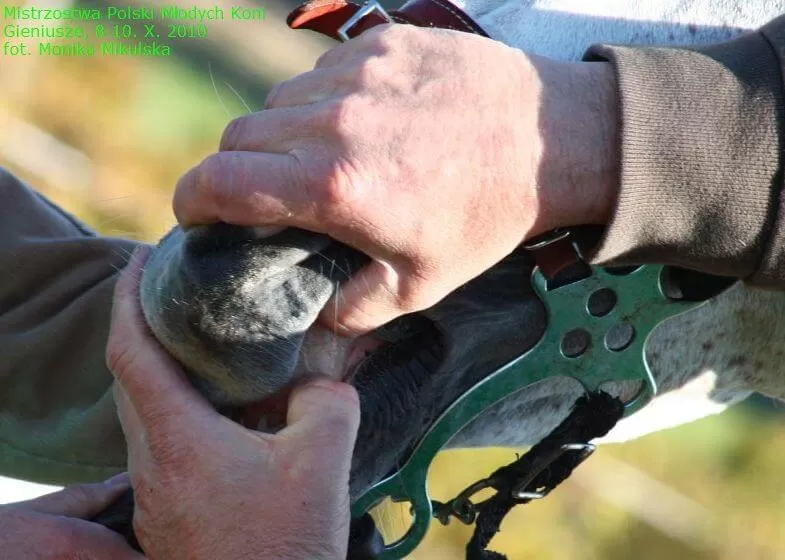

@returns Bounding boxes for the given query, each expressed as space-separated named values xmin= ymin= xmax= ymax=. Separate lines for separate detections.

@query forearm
xmin=0 ymin=167 xmax=141 ymax=484
xmin=582 ymin=16 xmax=785 ymax=288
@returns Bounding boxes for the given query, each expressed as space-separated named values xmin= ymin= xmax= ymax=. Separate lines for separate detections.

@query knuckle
xmin=352 ymin=58 xmax=385 ymax=88
xmin=263 ymin=80 xmax=283 ymax=109
xmin=314 ymin=48 xmax=334 ymax=69
xmin=196 ymin=152 xmax=236 ymax=210
xmin=313 ymin=158 xmax=362 ymax=215
xmin=396 ymin=271 xmax=441 ymax=312
xmin=368 ymin=23 xmax=415 ymax=54
xmin=315 ymin=41 xmax=352 ymax=69
xmin=105 ymin=339 xmax=137 ymax=383
xmin=305 ymin=103 xmax=366 ymax=208
xmin=361 ymin=23 xmax=399 ymax=50
xmin=198 ymin=151 xmax=229 ymax=187
xmin=319 ymin=95 xmax=359 ymax=135
xmin=60 ymin=483 xmax=96 ymax=507
xmin=219 ymin=116 xmax=245 ymax=151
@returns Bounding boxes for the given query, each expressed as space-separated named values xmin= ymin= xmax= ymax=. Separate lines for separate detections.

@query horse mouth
xmin=229 ymin=334 xmax=398 ymax=430
xmin=342 ymin=334 xmax=386 ymax=383
xmin=235 ymin=321 xmax=444 ymax=442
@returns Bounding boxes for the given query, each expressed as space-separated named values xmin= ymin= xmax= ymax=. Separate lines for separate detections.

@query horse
xmin=139 ymin=0 xmax=785 ymax=505
xmin=2 ymin=0 xmax=783 ymax=556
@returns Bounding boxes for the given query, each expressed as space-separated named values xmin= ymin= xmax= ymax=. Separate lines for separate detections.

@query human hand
xmin=173 ymin=25 xmax=619 ymax=335
xmin=106 ymin=248 xmax=361 ymax=560
xmin=0 ymin=476 xmax=146 ymax=559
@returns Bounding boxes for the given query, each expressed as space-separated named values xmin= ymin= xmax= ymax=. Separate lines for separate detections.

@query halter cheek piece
xmin=91 ymin=2 xmax=727 ymax=557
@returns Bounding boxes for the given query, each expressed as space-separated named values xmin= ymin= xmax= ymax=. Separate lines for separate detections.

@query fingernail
xmin=103 ymin=472 xmax=130 ymax=488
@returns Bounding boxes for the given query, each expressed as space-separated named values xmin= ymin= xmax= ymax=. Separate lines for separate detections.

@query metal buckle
xmin=522 ymin=228 xmax=571 ymax=250
xmin=512 ymin=443 xmax=596 ymax=500
xmin=337 ymin=0 xmax=395 ymax=42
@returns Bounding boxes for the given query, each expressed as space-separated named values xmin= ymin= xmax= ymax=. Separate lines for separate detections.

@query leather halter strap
xmin=287 ymin=0 xmax=489 ymax=41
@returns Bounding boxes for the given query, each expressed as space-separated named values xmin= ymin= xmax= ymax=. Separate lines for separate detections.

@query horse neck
xmin=646 ymin=284 xmax=785 ymax=402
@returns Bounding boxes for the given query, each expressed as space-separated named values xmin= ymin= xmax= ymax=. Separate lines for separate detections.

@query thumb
xmin=283 ymin=378 xmax=361 ymax=461
xmin=22 ymin=474 xmax=130 ymax=519
xmin=318 ymin=259 xmax=440 ymax=336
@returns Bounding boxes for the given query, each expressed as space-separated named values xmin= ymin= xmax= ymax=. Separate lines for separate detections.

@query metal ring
xmin=337 ymin=0 xmax=395 ymax=42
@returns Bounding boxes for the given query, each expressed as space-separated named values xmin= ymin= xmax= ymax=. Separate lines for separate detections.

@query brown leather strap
xmin=287 ymin=0 xmax=489 ymax=41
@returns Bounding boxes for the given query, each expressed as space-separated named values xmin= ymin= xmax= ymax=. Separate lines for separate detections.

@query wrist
xmin=526 ymin=55 xmax=620 ymax=236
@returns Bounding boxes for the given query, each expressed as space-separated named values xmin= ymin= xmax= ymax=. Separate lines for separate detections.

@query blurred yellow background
xmin=1 ymin=1 xmax=784 ymax=558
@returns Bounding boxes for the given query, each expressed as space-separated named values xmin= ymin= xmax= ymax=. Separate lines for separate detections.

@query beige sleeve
xmin=584 ymin=16 xmax=785 ymax=289
xmin=0 ymin=167 xmax=143 ymax=484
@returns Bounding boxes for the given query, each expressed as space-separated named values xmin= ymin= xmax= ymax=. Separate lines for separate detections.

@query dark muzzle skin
xmin=140 ymin=224 xmax=366 ymax=405
xmin=139 ymin=223 xmax=547 ymax=497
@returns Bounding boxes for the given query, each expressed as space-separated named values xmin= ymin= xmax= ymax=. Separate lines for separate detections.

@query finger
xmin=318 ymin=259 xmax=437 ymax=336
xmin=219 ymin=105 xmax=322 ymax=152
xmin=23 ymin=475 xmax=130 ymax=518
xmin=63 ymin=518 xmax=148 ymax=559
xmin=263 ymin=68 xmax=347 ymax=110
xmin=281 ymin=378 xmax=360 ymax=463
xmin=107 ymin=247 xmax=216 ymax=429
xmin=172 ymin=150 xmax=328 ymax=229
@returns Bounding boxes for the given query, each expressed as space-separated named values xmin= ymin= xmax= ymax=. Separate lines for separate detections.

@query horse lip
xmin=342 ymin=334 xmax=385 ymax=383
xmin=235 ymin=390 xmax=290 ymax=432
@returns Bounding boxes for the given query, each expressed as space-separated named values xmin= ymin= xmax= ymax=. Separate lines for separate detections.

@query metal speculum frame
xmin=350 ymin=244 xmax=713 ymax=559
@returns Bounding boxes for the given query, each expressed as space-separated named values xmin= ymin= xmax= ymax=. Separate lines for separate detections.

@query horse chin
xmin=230 ymin=332 xmax=386 ymax=432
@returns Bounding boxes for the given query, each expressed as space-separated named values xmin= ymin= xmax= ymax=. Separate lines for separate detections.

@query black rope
xmin=465 ymin=391 xmax=625 ymax=560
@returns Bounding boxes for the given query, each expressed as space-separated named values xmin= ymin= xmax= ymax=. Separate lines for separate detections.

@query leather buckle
xmin=337 ymin=0 xmax=394 ymax=41
xmin=523 ymin=228 xmax=587 ymax=282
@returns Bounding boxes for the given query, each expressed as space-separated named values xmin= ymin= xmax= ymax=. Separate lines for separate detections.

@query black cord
xmin=466 ymin=391 xmax=624 ymax=560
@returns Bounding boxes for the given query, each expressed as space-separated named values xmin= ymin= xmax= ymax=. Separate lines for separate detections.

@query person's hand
xmin=172 ymin=24 xmax=620 ymax=335
xmin=106 ymin=248 xmax=361 ymax=560
xmin=0 ymin=476 xmax=146 ymax=559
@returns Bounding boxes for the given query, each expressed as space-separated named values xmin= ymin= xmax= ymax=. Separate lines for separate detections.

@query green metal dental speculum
xmin=350 ymin=232 xmax=714 ymax=559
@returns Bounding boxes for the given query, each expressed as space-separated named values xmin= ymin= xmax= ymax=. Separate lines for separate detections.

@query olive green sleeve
xmin=584 ymin=16 xmax=785 ymax=289
xmin=0 ymin=167 xmax=143 ymax=484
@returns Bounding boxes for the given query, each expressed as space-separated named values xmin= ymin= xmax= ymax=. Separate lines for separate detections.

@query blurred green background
xmin=1 ymin=0 xmax=784 ymax=558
